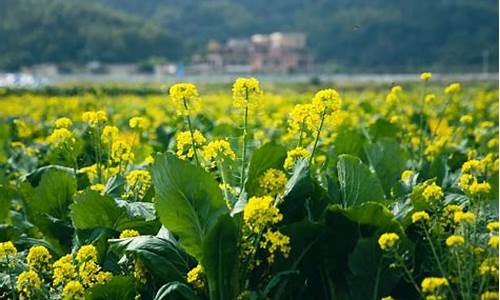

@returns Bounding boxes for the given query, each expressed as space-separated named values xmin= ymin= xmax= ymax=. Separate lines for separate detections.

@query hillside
xmin=0 ymin=0 xmax=498 ymax=72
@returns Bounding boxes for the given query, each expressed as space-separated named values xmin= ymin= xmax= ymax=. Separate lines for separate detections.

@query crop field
xmin=0 ymin=77 xmax=498 ymax=300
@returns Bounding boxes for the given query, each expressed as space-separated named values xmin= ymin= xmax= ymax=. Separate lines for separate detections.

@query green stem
xmin=239 ymin=103 xmax=249 ymax=193
xmin=423 ymin=226 xmax=457 ymax=300
xmin=431 ymin=95 xmax=453 ymax=138
xmin=309 ymin=108 xmax=327 ymax=165
xmin=394 ymin=251 xmax=423 ymax=299
xmin=297 ymin=119 xmax=306 ymax=148
xmin=417 ymin=82 xmax=427 ymax=168
xmin=183 ymin=98 xmax=200 ymax=166
xmin=218 ymin=160 xmax=232 ymax=209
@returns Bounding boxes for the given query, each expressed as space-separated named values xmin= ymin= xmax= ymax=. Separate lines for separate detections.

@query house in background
xmin=190 ymin=32 xmax=313 ymax=74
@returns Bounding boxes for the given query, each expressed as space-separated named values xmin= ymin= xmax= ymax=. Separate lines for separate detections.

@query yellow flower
xmin=445 ymin=235 xmax=465 ymax=247
xmin=378 ymin=232 xmax=399 ymax=251
xmin=422 ymin=183 xmax=444 ymax=202
xmin=55 ymin=117 xmax=73 ymax=129
xmin=311 ymin=88 xmax=342 ymax=114
xmin=288 ymin=103 xmax=314 ymax=135
xmin=391 ymin=85 xmax=402 ymax=94
xmin=260 ymin=229 xmax=291 ymax=264
xmin=481 ymin=291 xmax=499 ymax=300
xmin=79 ymin=260 xmax=111 ymax=288
xmin=169 ymin=83 xmax=201 ymax=116
xmin=48 ymin=128 xmax=75 ymax=146
xmin=401 ymin=170 xmax=414 ymax=181
xmin=80 ymin=164 xmax=98 ymax=181
xmin=420 ymin=72 xmax=432 ymax=81
xmin=469 ymin=181 xmax=491 ymax=195
xmin=385 ymin=92 xmax=398 ymax=105
xmin=144 ymin=155 xmax=155 ymax=165
xmin=119 ymin=229 xmax=140 ymax=239
xmin=458 ymin=174 xmax=476 ymax=192
xmin=479 ymin=258 xmax=498 ymax=277
xmin=381 ymin=297 xmax=394 ymax=300
xmin=76 ymin=245 xmax=98 ymax=263
xmin=461 ymin=159 xmax=482 ymax=174
xmin=90 ymin=184 xmax=105 ymax=193
xmin=16 ymin=270 xmax=42 ymax=298
xmin=411 ymin=211 xmax=430 ymax=223
xmin=101 ymin=125 xmax=119 ymax=143
xmin=258 ymin=168 xmax=287 ymax=196
xmin=27 ymin=245 xmax=52 ymax=272
xmin=52 ymin=255 xmax=76 ymax=287
xmin=176 ymin=130 xmax=206 ymax=160
xmin=488 ymin=235 xmax=498 ymax=248
xmin=421 ymin=277 xmax=448 ymax=293
xmin=129 ymin=116 xmax=150 ymax=130
xmin=424 ymin=93 xmax=437 ymax=105
xmin=232 ymin=77 xmax=262 ymax=109
xmin=111 ymin=139 xmax=134 ymax=164
xmin=444 ymin=83 xmax=461 ymax=95
xmin=186 ymin=264 xmax=204 ymax=289
xmin=243 ymin=196 xmax=283 ymax=233
xmin=202 ymin=139 xmax=236 ymax=167
xmin=487 ymin=221 xmax=499 ymax=232
xmin=125 ymin=169 xmax=152 ymax=199
xmin=82 ymin=110 xmax=107 ymax=127
xmin=453 ymin=211 xmax=475 ymax=224
xmin=284 ymin=147 xmax=310 ymax=170
xmin=62 ymin=280 xmax=85 ymax=300
xmin=460 ymin=115 xmax=473 ymax=124
xmin=0 ymin=241 xmax=17 ymax=259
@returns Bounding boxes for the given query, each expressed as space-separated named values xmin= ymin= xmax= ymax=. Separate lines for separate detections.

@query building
xmin=191 ymin=32 xmax=312 ymax=74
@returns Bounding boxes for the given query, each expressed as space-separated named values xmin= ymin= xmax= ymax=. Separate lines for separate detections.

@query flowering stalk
xmin=309 ymin=108 xmax=327 ymax=165
xmin=239 ymin=91 xmax=249 ymax=193
xmin=183 ymin=98 xmax=200 ymax=166
xmin=393 ymin=251 xmax=423 ymax=298
xmin=417 ymin=81 xmax=428 ymax=168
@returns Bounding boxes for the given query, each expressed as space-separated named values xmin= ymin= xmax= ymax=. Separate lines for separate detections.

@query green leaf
xmin=364 ymin=138 xmax=409 ymax=197
xmin=202 ymin=214 xmax=239 ymax=300
xmin=153 ymin=282 xmax=199 ymax=300
xmin=333 ymin=129 xmax=367 ymax=160
xmin=85 ymin=276 xmax=136 ymax=300
xmin=245 ymin=143 xmax=287 ymax=196
xmin=22 ymin=169 xmax=76 ymax=252
xmin=346 ymin=237 xmax=400 ymax=300
xmin=336 ymin=155 xmax=385 ymax=207
xmin=152 ymin=153 xmax=228 ymax=260
xmin=280 ymin=159 xmax=330 ymax=223
xmin=70 ymin=190 xmax=158 ymax=233
xmin=109 ymin=235 xmax=193 ymax=284
xmin=368 ymin=118 xmax=399 ymax=140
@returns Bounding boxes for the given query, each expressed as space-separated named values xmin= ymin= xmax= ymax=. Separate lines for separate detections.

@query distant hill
xmin=0 ymin=0 xmax=498 ymax=72
xmin=0 ymin=0 xmax=180 ymax=70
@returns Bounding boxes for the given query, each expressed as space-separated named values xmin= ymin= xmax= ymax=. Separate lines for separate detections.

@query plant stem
xmin=431 ymin=95 xmax=453 ymax=138
xmin=394 ymin=251 xmax=423 ymax=298
xmin=183 ymin=98 xmax=200 ymax=166
xmin=423 ymin=226 xmax=457 ymax=300
xmin=297 ymin=119 xmax=305 ymax=148
xmin=417 ymin=82 xmax=427 ymax=168
xmin=309 ymin=108 xmax=327 ymax=165
xmin=239 ymin=103 xmax=249 ymax=193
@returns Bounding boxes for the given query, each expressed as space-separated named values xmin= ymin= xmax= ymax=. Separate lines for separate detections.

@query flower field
xmin=0 ymin=76 xmax=498 ymax=300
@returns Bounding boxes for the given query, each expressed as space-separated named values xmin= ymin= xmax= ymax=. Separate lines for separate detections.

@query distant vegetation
xmin=0 ymin=0 xmax=498 ymax=72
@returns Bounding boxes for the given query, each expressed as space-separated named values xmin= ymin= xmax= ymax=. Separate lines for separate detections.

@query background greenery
xmin=0 ymin=0 xmax=498 ymax=72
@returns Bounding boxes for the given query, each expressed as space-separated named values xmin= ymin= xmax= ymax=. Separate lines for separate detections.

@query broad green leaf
xmin=333 ymin=129 xmax=367 ymax=160
xmin=202 ymin=215 xmax=239 ymax=300
xmin=70 ymin=190 xmax=158 ymax=233
xmin=152 ymin=153 xmax=227 ymax=260
xmin=245 ymin=143 xmax=287 ymax=196
xmin=110 ymin=235 xmax=193 ymax=284
xmin=336 ymin=155 xmax=385 ymax=207
xmin=346 ymin=237 xmax=401 ymax=300
xmin=368 ymin=118 xmax=399 ymax=140
xmin=280 ymin=159 xmax=330 ymax=223
xmin=85 ymin=276 xmax=136 ymax=300
xmin=364 ymin=138 xmax=408 ymax=197
xmin=153 ymin=282 xmax=199 ymax=300
xmin=22 ymin=170 xmax=76 ymax=252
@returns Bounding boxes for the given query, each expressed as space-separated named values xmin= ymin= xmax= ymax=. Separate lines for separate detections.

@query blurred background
xmin=0 ymin=0 xmax=498 ymax=86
